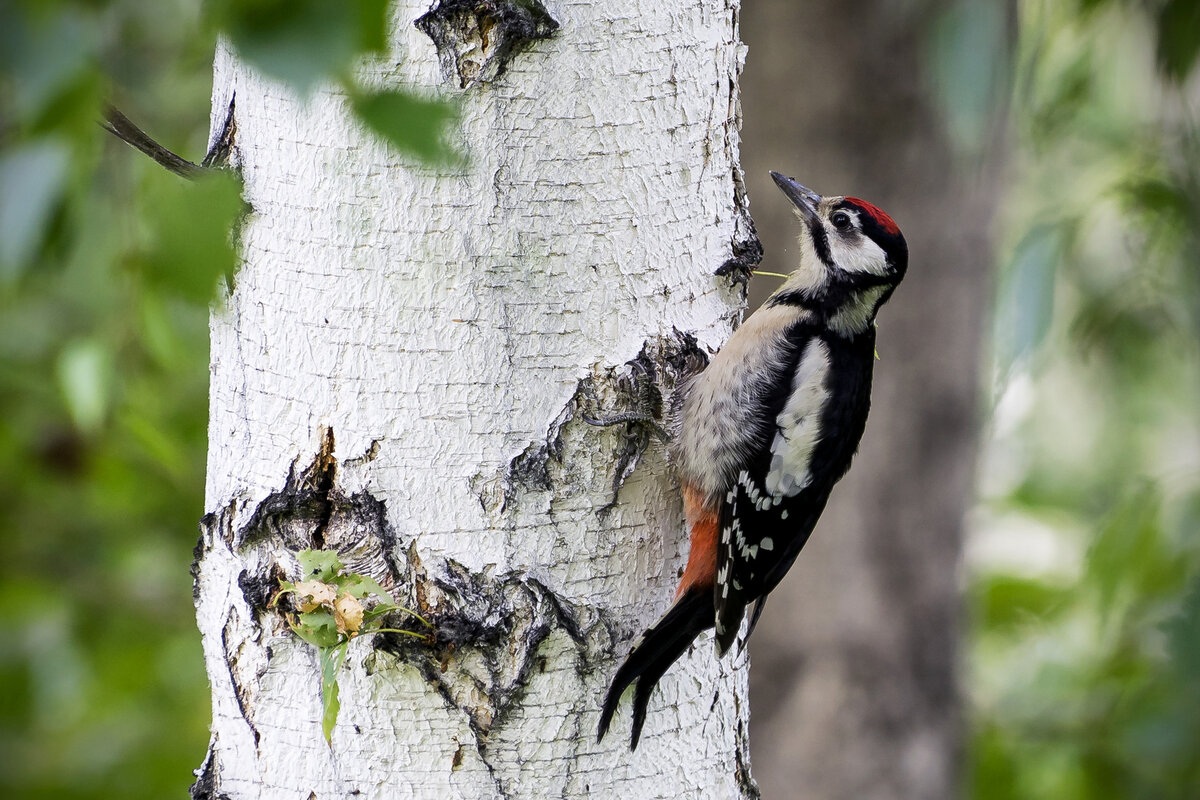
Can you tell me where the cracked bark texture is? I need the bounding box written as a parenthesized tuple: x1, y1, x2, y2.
(193, 2, 758, 798)
(740, 2, 1008, 798)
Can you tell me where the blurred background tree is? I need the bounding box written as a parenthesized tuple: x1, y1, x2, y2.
(740, 0, 1006, 795)
(743, 0, 1200, 797)
(0, 0, 1197, 798)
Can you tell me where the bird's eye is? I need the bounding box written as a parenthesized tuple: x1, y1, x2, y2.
(831, 211, 852, 231)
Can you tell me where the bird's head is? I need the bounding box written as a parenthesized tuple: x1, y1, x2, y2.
(767, 171, 907, 329)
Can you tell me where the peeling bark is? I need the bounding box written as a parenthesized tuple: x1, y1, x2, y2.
(416, 0, 559, 89)
(195, 1, 758, 797)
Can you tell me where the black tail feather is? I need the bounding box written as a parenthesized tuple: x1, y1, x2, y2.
(597, 588, 713, 749)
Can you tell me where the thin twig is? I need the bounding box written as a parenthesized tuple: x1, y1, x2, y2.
(101, 105, 203, 179)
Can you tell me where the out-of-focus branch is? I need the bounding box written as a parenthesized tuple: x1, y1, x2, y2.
(102, 97, 236, 178)
(102, 105, 203, 179)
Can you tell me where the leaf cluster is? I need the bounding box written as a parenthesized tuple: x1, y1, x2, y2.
(270, 549, 428, 742)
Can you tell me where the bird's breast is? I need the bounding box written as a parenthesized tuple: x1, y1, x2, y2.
(671, 304, 813, 502)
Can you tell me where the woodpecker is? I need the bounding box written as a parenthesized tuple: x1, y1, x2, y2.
(597, 172, 908, 749)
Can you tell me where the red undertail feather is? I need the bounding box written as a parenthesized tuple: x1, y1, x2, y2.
(597, 483, 718, 749)
(676, 483, 718, 597)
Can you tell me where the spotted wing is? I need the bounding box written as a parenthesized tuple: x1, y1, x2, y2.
(713, 337, 834, 654)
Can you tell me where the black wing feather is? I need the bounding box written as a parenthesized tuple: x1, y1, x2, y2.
(714, 327, 877, 652)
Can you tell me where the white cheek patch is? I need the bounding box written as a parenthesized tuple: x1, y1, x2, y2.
(791, 212, 830, 292)
(764, 338, 832, 497)
(826, 225, 889, 277)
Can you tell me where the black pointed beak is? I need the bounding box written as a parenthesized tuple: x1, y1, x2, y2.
(770, 171, 821, 225)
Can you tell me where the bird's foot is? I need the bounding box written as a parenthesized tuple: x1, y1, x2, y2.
(583, 411, 671, 444)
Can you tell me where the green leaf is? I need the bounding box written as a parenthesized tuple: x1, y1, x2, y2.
(1085, 486, 1167, 618)
(349, 88, 462, 166)
(137, 168, 244, 302)
(56, 338, 112, 434)
(297, 549, 342, 582)
(291, 609, 341, 648)
(970, 723, 1020, 800)
(994, 224, 1061, 369)
(1157, 0, 1200, 81)
(209, 0, 390, 93)
(928, 0, 1010, 155)
(1119, 177, 1192, 221)
(1164, 577, 1200, 683)
(973, 574, 1073, 631)
(319, 642, 349, 742)
(0, 139, 71, 280)
(0, 5, 99, 119)
(338, 573, 391, 601)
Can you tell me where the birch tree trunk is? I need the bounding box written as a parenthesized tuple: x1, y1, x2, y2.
(190, 2, 760, 798)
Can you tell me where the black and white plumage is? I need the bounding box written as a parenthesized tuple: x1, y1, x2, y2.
(598, 172, 908, 748)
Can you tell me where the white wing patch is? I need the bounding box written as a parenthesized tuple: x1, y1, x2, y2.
(764, 338, 832, 497)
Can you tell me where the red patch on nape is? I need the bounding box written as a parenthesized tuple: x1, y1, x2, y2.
(845, 198, 900, 235)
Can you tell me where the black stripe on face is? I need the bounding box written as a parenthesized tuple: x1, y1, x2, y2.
(808, 220, 834, 268)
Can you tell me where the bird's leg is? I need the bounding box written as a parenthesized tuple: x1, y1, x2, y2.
(583, 358, 671, 444)
(583, 411, 671, 444)
(585, 358, 673, 512)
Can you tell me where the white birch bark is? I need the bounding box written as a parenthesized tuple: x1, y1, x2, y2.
(191, 2, 759, 798)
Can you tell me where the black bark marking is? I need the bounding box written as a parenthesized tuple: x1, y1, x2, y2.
(193, 501, 230, 602)
(374, 560, 593, 734)
(588, 351, 663, 511)
(508, 440, 554, 492)
(486, 332, 709, 515)
(202, 95, 238, 169)
(416, 0, 559, 89)
(188, 743, 231, 800)
(715, 229, 764, 294)
(371, 560, 602, 800)
(488, 398, 572, 511)
(237, 567, 282, 613)
(226, 428, 403, 595)
(221, 613, 261, 747)
(715, 159, 763, 296)
(715, 60, 762, 297)
(197, 429, 611, 782)
(735, 717, 762, 799)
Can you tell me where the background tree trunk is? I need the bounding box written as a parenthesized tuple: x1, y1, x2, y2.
(191, 2, 763, 798)
(740, 2, 1007, 798)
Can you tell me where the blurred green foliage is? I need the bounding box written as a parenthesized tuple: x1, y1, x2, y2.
(0, 1, 452, 797)
(0, 1, 219, 794)
(971, 0, 1200, 797)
